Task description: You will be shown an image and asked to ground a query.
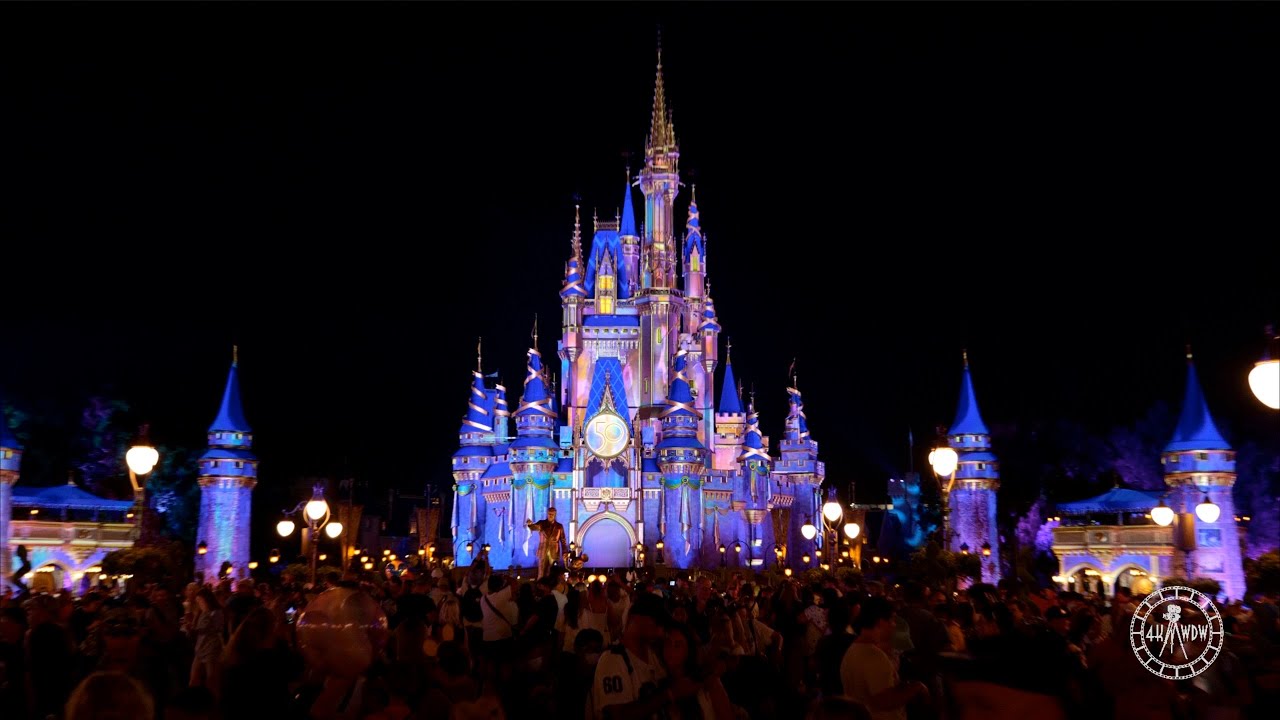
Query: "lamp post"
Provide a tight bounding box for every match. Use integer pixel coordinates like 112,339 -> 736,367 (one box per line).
928,440 -> 959,549
818,488 -> 860,570
1249,325 -> 1280,410
276,484 -> 343,586
125,425 -> 159,523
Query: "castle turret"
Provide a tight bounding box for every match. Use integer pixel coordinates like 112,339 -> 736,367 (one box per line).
511,341 -> 559,567
559,207 -> 587,430
451,342 -> 494,566
194,348 -> 258,579
494,384 -> 510,441
640,45 -> 679,290
683,189 -> 706,301
712,341 -> 746,470
595,249 -> 618,316
656,349 -> 705,567
1,406 -> 22,590
737,399 -> 773,566
945,352 -> 1001,583
1162,351 -> 1245,600
620,175 -> 640,295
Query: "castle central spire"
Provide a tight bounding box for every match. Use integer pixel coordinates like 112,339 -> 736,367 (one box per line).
648,45 -> 676,154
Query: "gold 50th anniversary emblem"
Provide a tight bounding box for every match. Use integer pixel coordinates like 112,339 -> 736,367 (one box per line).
1130,585 -> 1224,679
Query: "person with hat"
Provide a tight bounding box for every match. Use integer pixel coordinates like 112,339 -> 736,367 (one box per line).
590,592 -> 699,720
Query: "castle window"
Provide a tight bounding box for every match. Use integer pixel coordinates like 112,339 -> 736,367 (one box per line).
235,461 -> 244,469
235,433 -> 243,441
1196,452 -> 1209,461
978,463 -> 987,470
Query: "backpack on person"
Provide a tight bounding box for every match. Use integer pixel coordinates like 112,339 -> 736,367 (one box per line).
461,587 -> 484,623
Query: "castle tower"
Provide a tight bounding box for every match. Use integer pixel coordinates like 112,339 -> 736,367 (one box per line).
494,384 -> 510,441
1162,352 -> 1245,600
656,349 -> 706,568
1,408 -> 22,589
620,175 -> 641,296
683,189 -> 706,306
194,349 -> 258,580
697,278 -> 721,447
511,342 -> 558,567
946,352 -> 1001,583
737,399 -> 773,567
559,206 -> 588,431
712,341 -> 746,470
450,343 -> 495,566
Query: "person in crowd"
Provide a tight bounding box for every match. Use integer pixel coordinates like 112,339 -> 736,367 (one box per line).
64,670 -> 154,720
839,597 -> 929,720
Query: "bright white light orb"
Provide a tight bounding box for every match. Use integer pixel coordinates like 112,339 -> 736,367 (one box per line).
1249,360 -> 1279,409
277,520 -> 296,537
305,498 -> 329,522
126,445 -> 160,475
928,446 -> 959,477
844,522 -> 860,539
822,501 -> 843,523
800,522 -> 817,541
1150,502 -> 1175,527
1195,495 -> 1221,524
325,521 -> 343,539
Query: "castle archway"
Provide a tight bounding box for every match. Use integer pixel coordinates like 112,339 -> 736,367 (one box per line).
577,511 -> 636,569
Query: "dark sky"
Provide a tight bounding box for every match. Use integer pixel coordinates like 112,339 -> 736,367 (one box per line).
4,3 -> 1279,505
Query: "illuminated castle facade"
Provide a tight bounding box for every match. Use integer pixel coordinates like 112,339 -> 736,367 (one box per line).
193,352 -> 257,580
450,54 -> 825,570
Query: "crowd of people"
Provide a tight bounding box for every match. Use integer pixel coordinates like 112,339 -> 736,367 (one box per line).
1,558 -> 1278,720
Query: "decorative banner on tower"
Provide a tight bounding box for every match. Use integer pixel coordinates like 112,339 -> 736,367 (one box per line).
680,480 -> 692,557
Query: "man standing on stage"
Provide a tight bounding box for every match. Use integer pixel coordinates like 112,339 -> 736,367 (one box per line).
526,506 -> 567,580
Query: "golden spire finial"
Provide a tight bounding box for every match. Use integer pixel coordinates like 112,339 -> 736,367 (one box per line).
232,344 -> 239,367
572,205 -> 582,260
477,337 -> 483,374
532,314 -> 539,349
962,349 -> 969,367
691,184 -> 697,205
726,337 -> 732,364
648,33 -> 675,152
1186,343 -> 1193,361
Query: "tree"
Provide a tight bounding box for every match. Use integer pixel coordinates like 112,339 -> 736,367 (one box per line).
101,541 -> 191,591
1245,551 -> 1280,598
75,396 -> 133,499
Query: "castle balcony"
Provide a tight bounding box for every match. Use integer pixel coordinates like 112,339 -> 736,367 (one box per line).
10,519 -> 139,548
1051,524 -> 1176,558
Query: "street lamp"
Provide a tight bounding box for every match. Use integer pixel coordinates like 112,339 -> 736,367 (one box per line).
1151,499 -> 1175,527
1195,492 -> 1221,523
277,484 -> 343,585
844,522 -> 861,540
1248,325 -> 1279,409
800,517 -> 817,541
929,441 -> 959,548
125,424 -> 159,516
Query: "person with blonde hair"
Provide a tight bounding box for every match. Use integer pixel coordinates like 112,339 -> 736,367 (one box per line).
65,670 -> 155,720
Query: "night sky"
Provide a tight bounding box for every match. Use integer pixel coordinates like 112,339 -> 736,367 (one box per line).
4,4 -> 1278,509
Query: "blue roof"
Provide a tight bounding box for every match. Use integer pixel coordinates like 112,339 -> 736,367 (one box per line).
683,198 -> 704,263
199,448 -> 257,461
459,371 -> 494,434
556,456 -> 574,473
481,461 -> 512,479
561,208 -> 588,299
515,349 -> 555,418
585,314 -> 640,327
657,435 -> 703,449
719,358 -> 742,414
1166,359 -> 1231,452
494,385 -> 510,418
12,483 -> 134,511
786,387 -> 810,439
738,404 -> 770,463
950,361 -> 989,436
660,351 -> 699,419
510,435 -> 557,449
209,362 -> 252,433
1055,487 -> 1165,515
642,457 -> 661,473
960,451 -> 998,463
620,180 -> 638,237
585,229 -> 634,299
453,445 -> 493,458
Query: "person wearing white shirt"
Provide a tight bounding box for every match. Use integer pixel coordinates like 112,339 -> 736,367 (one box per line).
590,593 -> 685,720
840,597 -> 928,720
479,574 -> 518,689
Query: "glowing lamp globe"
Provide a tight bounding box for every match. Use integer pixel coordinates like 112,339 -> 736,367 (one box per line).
325,521 -> 343,539
305,497 -> 329,522
1195,494 -> 1221,523
277,520 -> 296,537
1150,501 -> 1175,527
800,522 -> 817,540
126,445 -> 160,475
822,500 -> 843,523
1249,359 -> 1279,409
844,522 -> 860,540
928,446 -> 958,477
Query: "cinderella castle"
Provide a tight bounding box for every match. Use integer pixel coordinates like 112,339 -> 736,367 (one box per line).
449,53 -> 826,571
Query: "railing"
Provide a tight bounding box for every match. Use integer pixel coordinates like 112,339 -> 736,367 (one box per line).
1051,524 -> 1174,552
9,520 -> 138,547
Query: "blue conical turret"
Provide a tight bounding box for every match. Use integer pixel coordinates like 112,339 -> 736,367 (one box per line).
459,370 -> 494,436
209,354 -> 252,434
784,386 -> 810,442
658,349 -> 704,449
738,402 -> 769,463
950,353 -> 989,437
512,347 -> 557,448
719,345 -> 742,414
195,349 -> 258,580
561,207 -> 588,300
682,192 -> 704,265
494,383 -> 510,441
0,405 -> 20,456
621,178 -> 638,238
1165,354 -> 1231,452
